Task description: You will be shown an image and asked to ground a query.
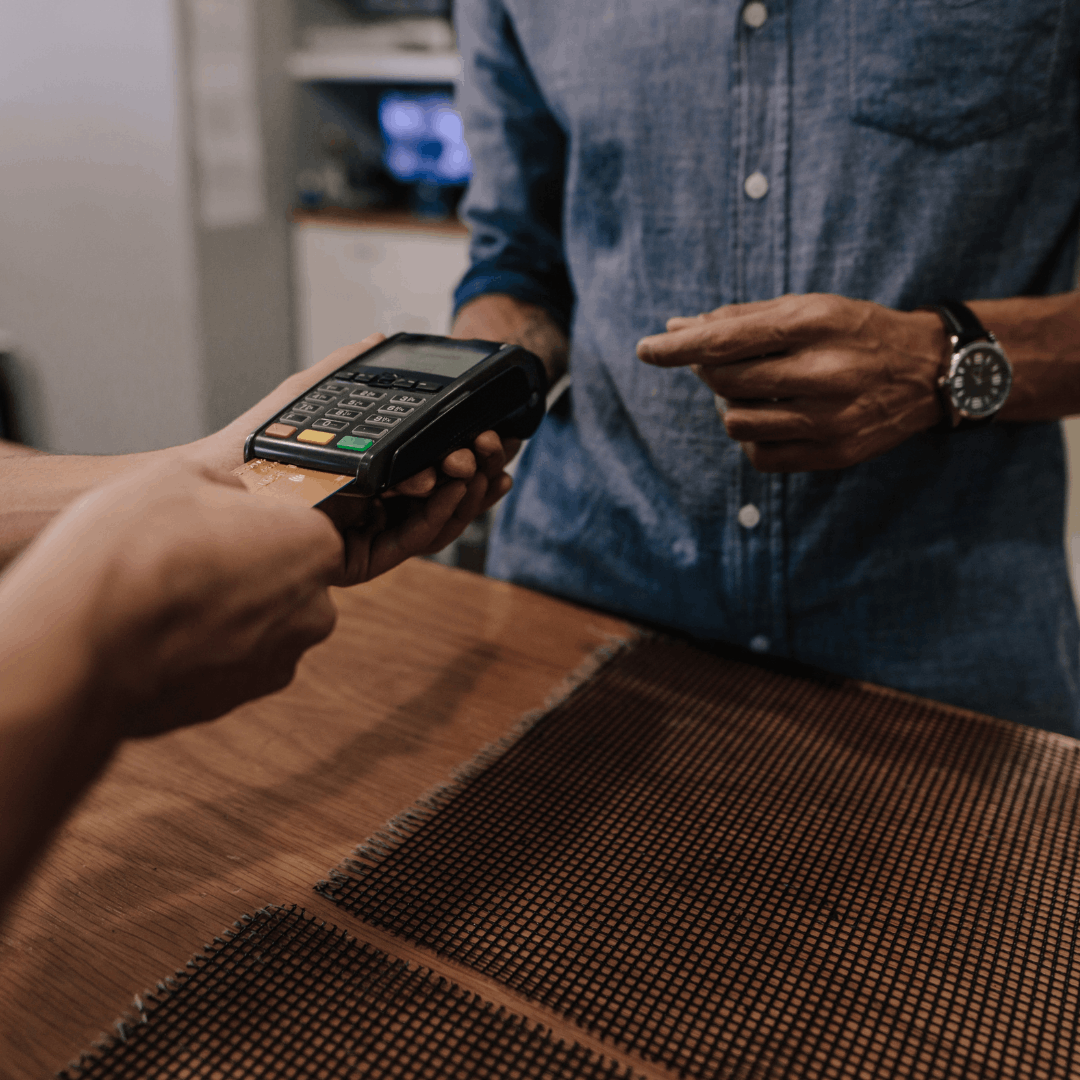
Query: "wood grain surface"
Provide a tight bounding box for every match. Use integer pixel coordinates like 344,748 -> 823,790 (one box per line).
0,560 -> 649,1078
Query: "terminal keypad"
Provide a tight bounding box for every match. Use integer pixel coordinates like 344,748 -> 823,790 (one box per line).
268,375 -> 436,444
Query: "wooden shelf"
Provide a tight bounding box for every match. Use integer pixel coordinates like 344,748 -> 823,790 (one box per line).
292,206 -> 468,236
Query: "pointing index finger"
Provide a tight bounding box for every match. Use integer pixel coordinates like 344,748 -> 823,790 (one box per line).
637,313 -> 792,368
637,294 -> 839,368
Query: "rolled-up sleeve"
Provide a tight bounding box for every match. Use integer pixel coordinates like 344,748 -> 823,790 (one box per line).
453,0 -> 574,333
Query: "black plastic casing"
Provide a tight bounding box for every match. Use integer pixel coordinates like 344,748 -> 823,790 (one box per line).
243,333 -> 548,496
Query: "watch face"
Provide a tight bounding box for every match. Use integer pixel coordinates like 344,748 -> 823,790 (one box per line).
949,343 -> 1012,419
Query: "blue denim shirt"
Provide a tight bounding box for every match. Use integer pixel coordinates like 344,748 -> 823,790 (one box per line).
453,0 -> 1080,734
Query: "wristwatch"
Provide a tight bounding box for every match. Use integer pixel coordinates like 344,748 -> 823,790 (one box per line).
928,299 -> 1013,428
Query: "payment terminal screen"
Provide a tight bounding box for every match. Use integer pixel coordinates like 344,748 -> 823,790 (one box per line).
359,342 -> 484,379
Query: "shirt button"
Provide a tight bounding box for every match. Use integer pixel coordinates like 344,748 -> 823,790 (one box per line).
742,2 -> 768,29
744,172 -> 769,200
737,503 -> 761,529
750,635 -> 771,653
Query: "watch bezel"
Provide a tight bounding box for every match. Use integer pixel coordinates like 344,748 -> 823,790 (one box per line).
938,333 -> 1013,423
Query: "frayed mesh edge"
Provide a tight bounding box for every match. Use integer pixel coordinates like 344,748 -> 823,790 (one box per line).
318,630 -> 648,892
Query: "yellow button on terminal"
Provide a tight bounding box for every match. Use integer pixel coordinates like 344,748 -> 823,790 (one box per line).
297,429 -> 336,445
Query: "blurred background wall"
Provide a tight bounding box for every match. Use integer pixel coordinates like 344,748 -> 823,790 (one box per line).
0,0 -> 294,452
0,1 -> 203,452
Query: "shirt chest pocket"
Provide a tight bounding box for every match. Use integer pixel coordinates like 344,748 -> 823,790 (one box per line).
848,0 -> 1069,148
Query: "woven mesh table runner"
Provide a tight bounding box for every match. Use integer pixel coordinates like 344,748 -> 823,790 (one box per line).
63,906 -> 638,1079
319,636 -> 1080,1079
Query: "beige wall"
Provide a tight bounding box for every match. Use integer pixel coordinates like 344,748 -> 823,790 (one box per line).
0,0 -> 297,453
0,2 -> 201,452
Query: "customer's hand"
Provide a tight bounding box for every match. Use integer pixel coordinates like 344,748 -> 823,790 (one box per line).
636,294 -> 945,472
0,457 -> 400,908
0,459 -> 348,738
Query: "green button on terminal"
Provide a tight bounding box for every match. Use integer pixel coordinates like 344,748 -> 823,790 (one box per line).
337,435 -> 374,452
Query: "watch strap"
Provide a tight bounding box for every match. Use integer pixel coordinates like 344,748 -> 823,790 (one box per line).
932,299 -> 989,349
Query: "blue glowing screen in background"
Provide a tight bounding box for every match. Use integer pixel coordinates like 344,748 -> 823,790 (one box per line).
378,91 -> 472,186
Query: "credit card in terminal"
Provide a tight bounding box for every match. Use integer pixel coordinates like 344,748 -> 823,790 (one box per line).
241,333 -> 548,500
232,457 -> 354,507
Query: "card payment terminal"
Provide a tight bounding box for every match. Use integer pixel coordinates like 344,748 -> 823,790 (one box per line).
239,333 -> 547,502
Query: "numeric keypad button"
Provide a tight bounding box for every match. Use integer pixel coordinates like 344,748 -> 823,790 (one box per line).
378,404 -> 414,417
390,394 -> 425,407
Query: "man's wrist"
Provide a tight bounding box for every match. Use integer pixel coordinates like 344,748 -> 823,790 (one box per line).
453,294 -> 569,384
964,293 -> 1080,422
906,308 -> 950,431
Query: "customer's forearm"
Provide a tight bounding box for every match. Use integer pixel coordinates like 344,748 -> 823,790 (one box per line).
453,294 -> 570,384
0,442 -> 173,570
0,346 -> 346,569
0,588 -> 118,916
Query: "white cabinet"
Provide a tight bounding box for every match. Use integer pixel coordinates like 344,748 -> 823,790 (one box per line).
293,214 -> 469,367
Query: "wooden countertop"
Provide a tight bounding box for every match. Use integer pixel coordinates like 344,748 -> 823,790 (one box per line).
0,561 -> 637,1077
